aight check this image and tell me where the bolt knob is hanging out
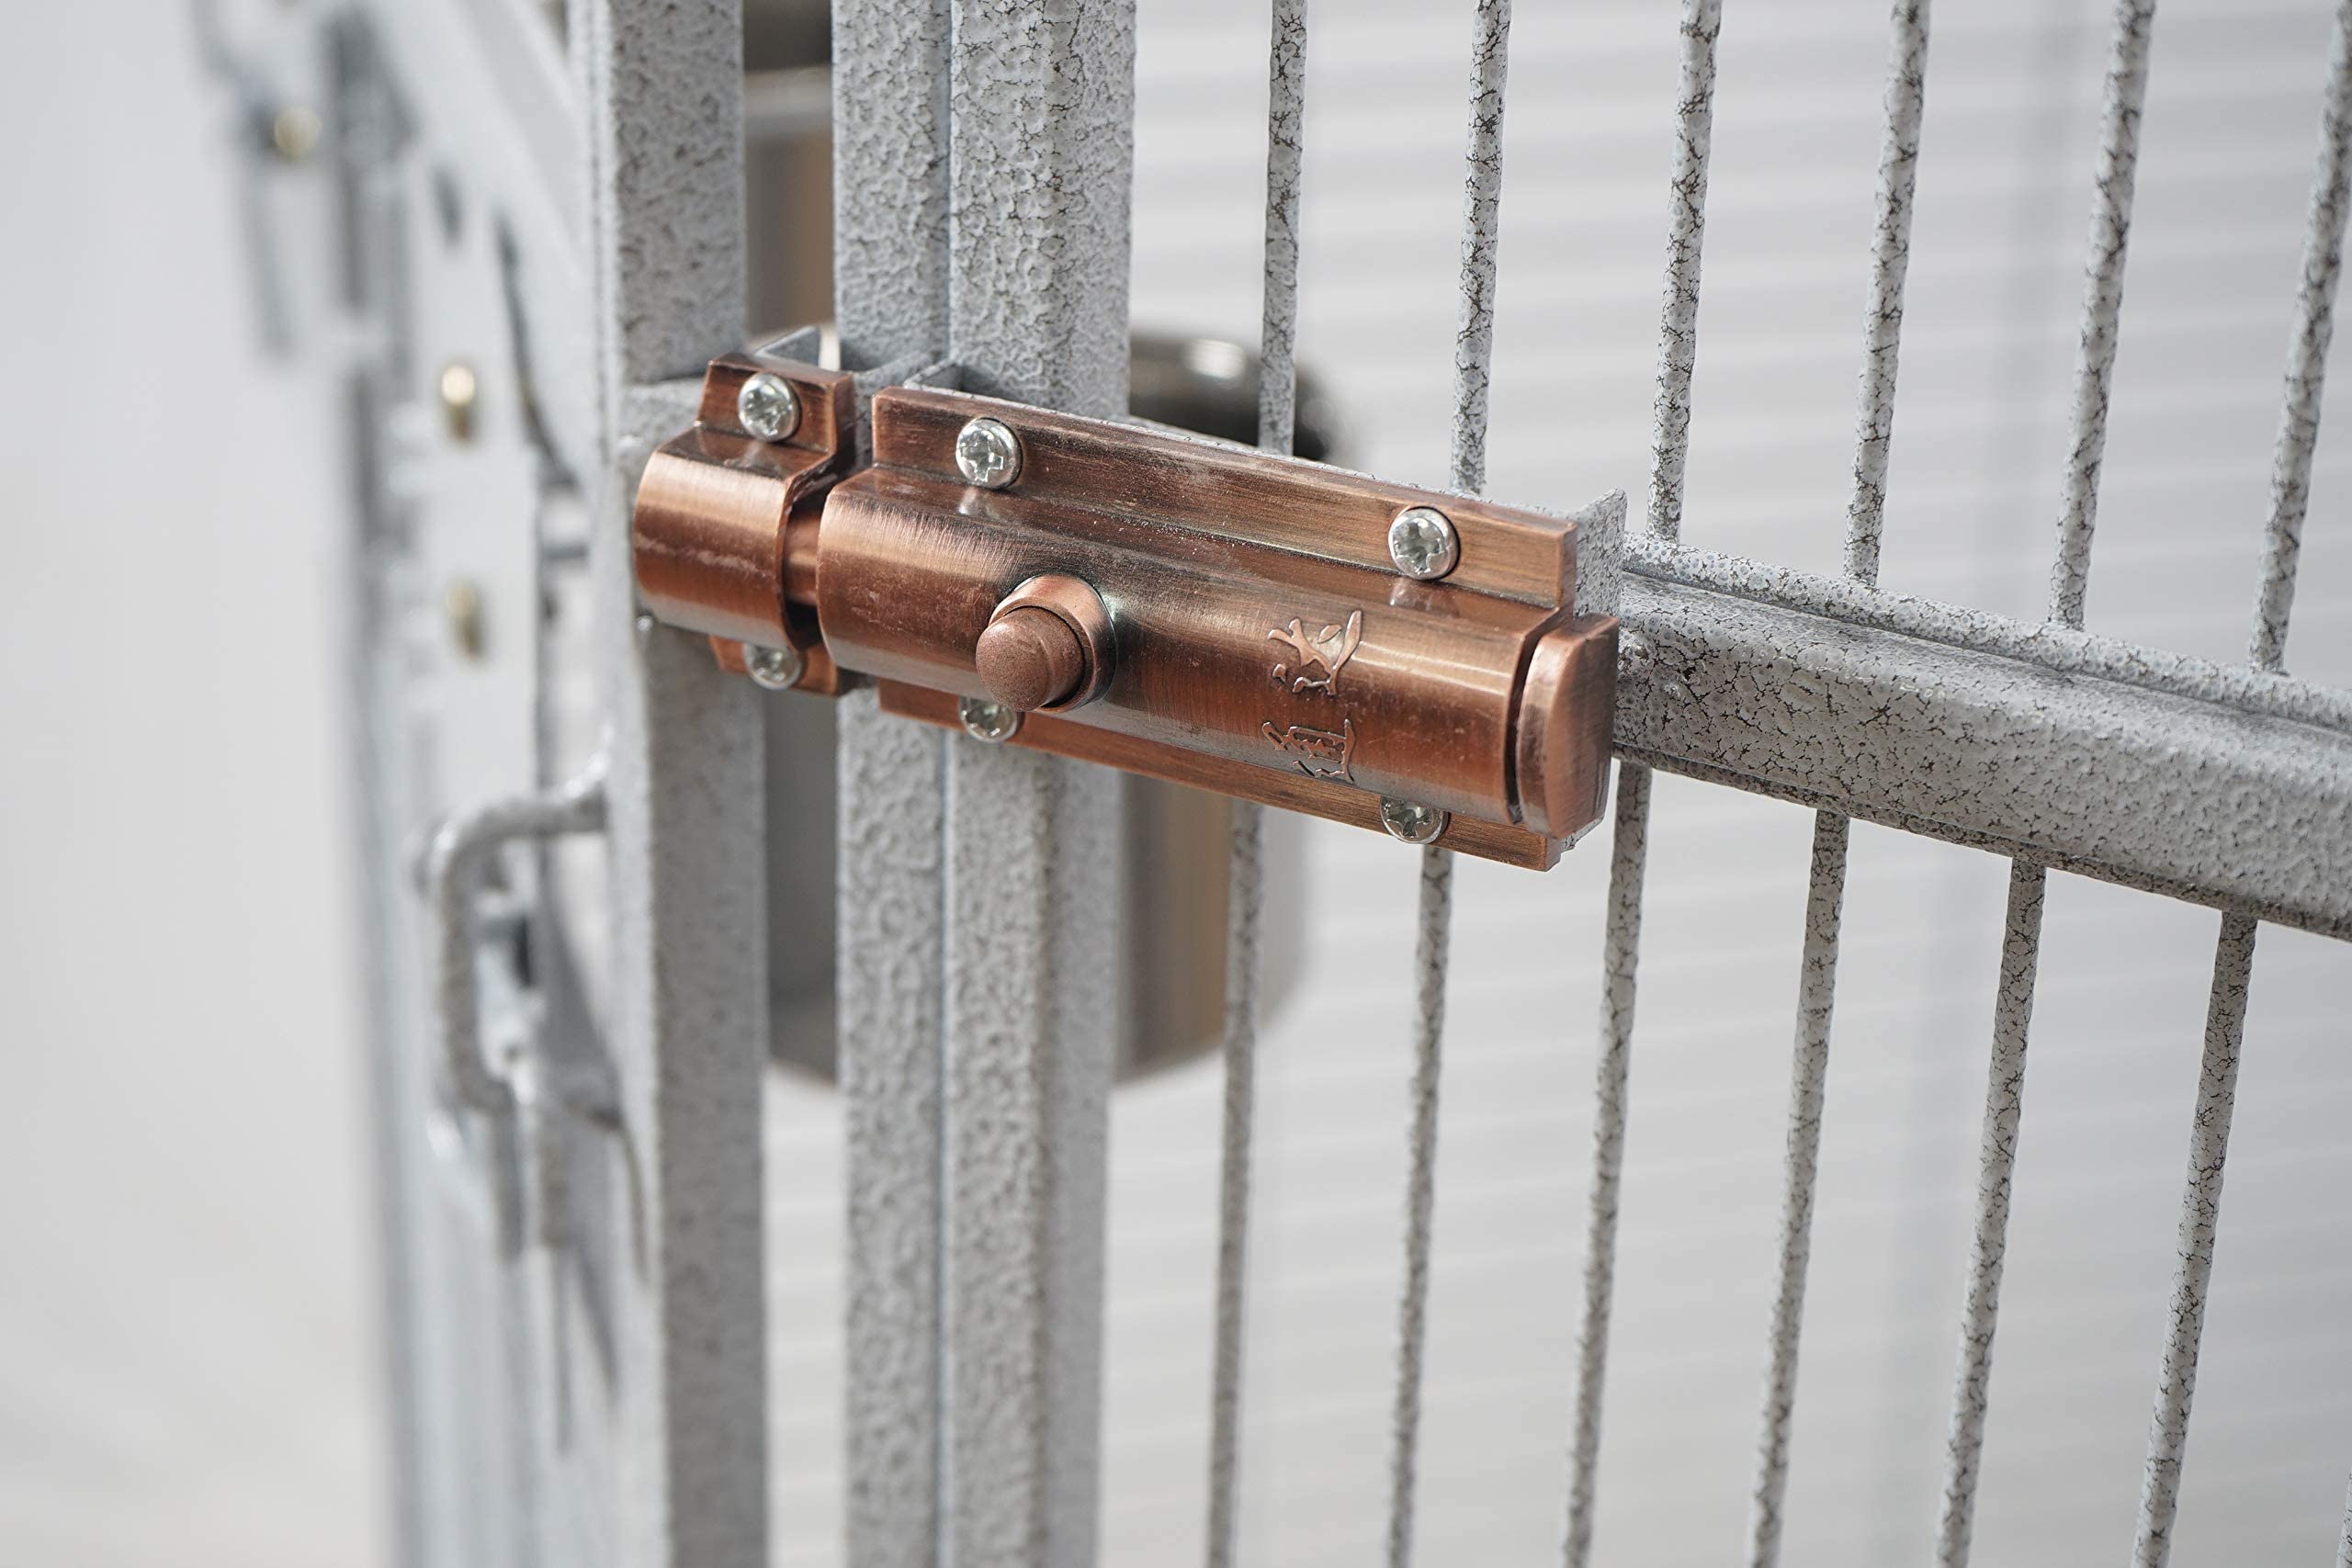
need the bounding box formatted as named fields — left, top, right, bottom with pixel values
left=976, top=606, right=1087, bottom=712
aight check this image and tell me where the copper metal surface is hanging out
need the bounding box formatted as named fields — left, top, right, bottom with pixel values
left=631, top=353, right=854, bottom=649
left=876, top=683, right=1561, bottom=869
left=710, top=630, right=847, bottom=696
left=871, top=388, right=1576, bottom=605
left=982, top=573, right=1114, bottom=711
left=628, top=363, right=1621, bottom=867
left=1513, top=615, right=1620, bottom=840
left=976, top=609, right=1085, bottom=711
left=819, top=472, right=1560, bottom=826
left=817, top=388, right=1620, bottom=858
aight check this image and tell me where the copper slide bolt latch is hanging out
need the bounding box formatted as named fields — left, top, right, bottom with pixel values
left=632, top=356, right=1620, bottom=869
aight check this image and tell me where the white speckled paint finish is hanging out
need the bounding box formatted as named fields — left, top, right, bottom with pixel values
left=831, top=4, right=1136, bottom=1567
left=588, top=0, right=768, bottom=1559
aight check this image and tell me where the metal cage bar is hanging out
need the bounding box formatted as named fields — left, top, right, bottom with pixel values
left=1611, top=544, right=2352, bottom=940
left=1646, top=0, right=1724, bottom=547
left=831, top=2, right=955, bottom=1562
left=2130, top=913, right=2258, bottom=1568
left=2049, top=0, right=2156, bottom=631
left=1745, top=810, right=1849, bottom=1568
left=1749, top=6, right=1933, bottom=1559
left=1931, top=861, right=2047, bottom=1568
left=934, top=6, right=1136, bottom=1565
left=1205, top=785, right=1263, bottom=1568
left=1843, top=0, right=1930, bottom=589
left=2253, top=0, right=2352, bottom=674
left=1204, top=4, right=1307, bottom=1559
left=1558, top=5, right=1724, bottom=1558
left=2122, top=11, right=2352, bottom=1556
left=833, top=4, right=1136, bottom=1565
left=1557, top=762, right=1654, bottom=1568
left=587, top=1, right=771, bottom=1561
left=1382, top=6, right=1512, bottom=1563
left=2114, top=17, right=2352, bottom=1551
left=1385, top=845, right=1456, bottom=1568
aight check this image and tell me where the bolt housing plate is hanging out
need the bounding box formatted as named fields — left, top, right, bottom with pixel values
left=831, top=388, right=1617, bottom=868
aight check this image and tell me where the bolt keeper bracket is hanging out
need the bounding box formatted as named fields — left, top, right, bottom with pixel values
left=632, top=351, right=1619, bottom=869
left=632, top=351, right=860, bottom=694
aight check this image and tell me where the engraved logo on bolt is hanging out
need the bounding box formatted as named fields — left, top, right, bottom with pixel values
left=1267, top=609, right=1363, bottom=695
left=1263, top=717, right=1356, bottom=782
left=955, top=417, right=1023, bottom=489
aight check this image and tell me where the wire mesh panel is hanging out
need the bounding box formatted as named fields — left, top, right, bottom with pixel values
left=1080, top=2, right=2352, bottom=1565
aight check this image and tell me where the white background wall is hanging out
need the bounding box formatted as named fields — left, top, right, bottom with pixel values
left=0, top=5, right=382, bottom=1565
left=6, top=3, right=2352, bottom=1567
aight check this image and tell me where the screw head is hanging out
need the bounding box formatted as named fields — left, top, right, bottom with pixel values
left=959, top=695, right=1022, bottom=742
left=736, top=372, right=800, bottom=443
left=444, top=578, right=487, bottom=660
left=955, top=417, right=1023, bottom=490
left=1387, top=505, right=1460, bottom=581
left=743, top=641, right=805, bottom=691
left=438, top=360, right=479, bottom=443
left=1379, top=797, right=1449, bottom=846
left=270, top=104, right=322, bottom=163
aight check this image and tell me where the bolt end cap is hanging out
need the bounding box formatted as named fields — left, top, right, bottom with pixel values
left=1512, top=615, right=1621, bottom=840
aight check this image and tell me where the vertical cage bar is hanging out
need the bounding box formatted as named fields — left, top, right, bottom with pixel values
left=1204, top=797, right=1262, bottom=1568
left=935, top=5, right=1136, bottom=1566
left=1930, top=861, right=2047, bottom=1568
left=2251, top=0, right=2352, bottom=673
left=833, top=0, right=954, bottom=370
left=1740, top=7, right=1940, bottom=1546
left=588, top=0, right=745, bottom=388
left=1254, top=0, right=1308, bottom=462
left=1647, top=0, right=1725, bottom=543
left=1385, top=8, right=1510, bottom=1562
left=1837, top=19, right=2056, bottom=1555
left=832, top=3, right=954, bottom=1563
left=1844, top=0, right=1931, bottom=588
left=1744, top=810, right=1850, bottom=1568
left=1385, top=845, right=1456, bottom=1568
left=2130, top=912, right=2257, bottom=1568
left=1446, top=0, right=1511, bottom=500
left=2049, top=0, right=2157, bottom=630
left=1558, top=762, right=1655, bottom=1568
left=836, top=696, right=949, bottom=1568
left=1205, top=6, right=1308, bottom=1562
left=944, top=0, right=1136, bottom=415
left=1559, top=4, right=1725, bottom=1549
left=582, top=1, right=769, bottom=1562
